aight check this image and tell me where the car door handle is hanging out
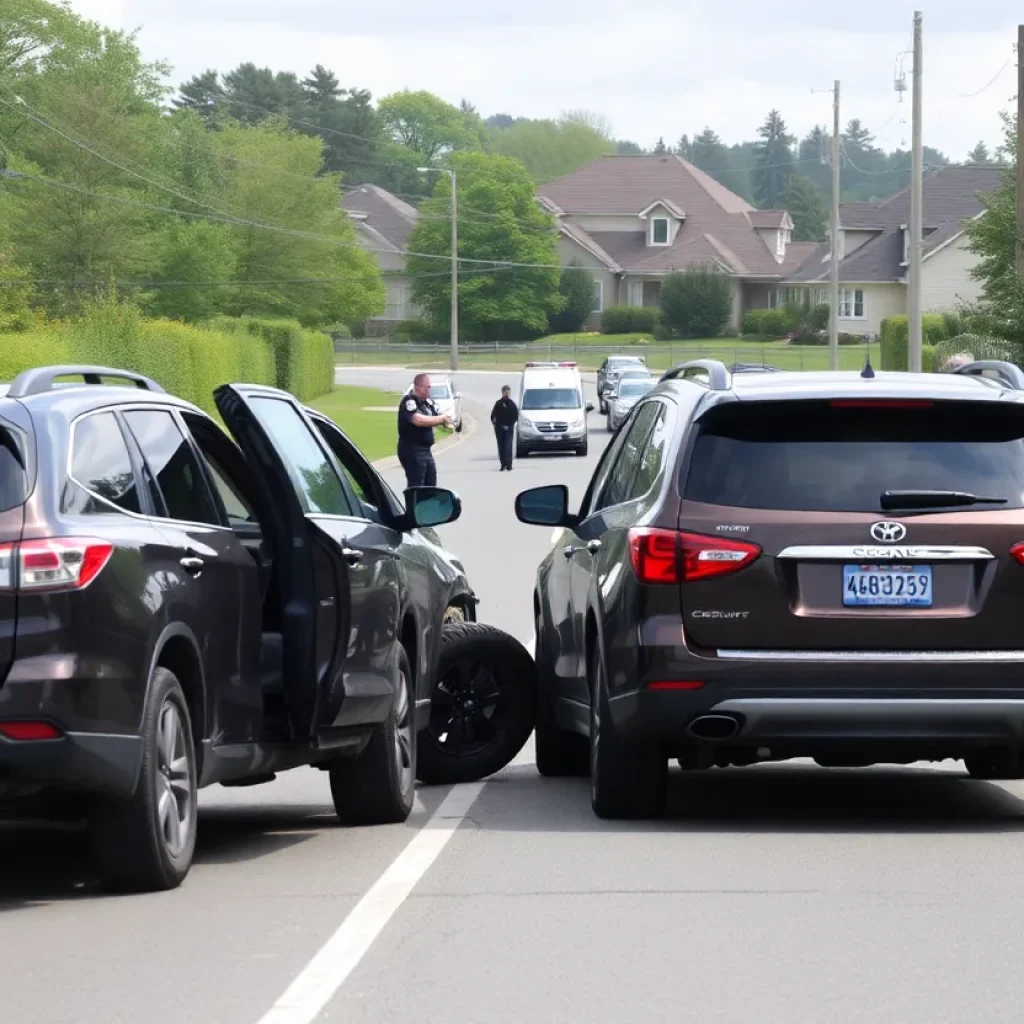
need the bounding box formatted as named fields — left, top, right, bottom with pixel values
left=342, top=544, right=363, bottom=565
left=586, top=540, right=602, bottom=554
left=562, top=545, right=578, bottom=559
left=179, top=556, right=204, bottom=575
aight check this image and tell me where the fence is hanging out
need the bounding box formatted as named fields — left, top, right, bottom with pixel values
left=333, top=337, right=879, bottom=373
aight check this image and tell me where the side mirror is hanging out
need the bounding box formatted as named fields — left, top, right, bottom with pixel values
left=585, top=402, right=594, bottom=413
left=403, top=486, right=461, bottom=529
left=515, top=484, right=577, bottom=528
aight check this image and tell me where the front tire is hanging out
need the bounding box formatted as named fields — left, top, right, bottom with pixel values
left=417, top=623, right=536, bottom=785
left=576, top=441, right=588, bottom=457
left=590, top=655, right=666, bottom=819
left=516, top=443, right=528, bottom=459
left=90, top=667, right=198, bottom=893
left=331, top=645, right=416, bottom=825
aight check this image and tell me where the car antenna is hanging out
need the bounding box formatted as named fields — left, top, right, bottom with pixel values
left=861, top=353, right=875, bottom=379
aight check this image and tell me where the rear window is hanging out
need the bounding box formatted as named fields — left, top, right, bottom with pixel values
left=683, top=400, right=1024, bottom=512
left=618, top=380, right=654, bottom=399
left=429, top=384, right=452, bottom=399
left=0, top=423, right=27, bottom=512
left=522, top=388, right=581, bottom=410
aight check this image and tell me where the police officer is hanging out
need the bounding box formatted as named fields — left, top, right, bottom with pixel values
left=397, top=372, right=452, bottom=488
left=490, top=384, right=519, bottom=470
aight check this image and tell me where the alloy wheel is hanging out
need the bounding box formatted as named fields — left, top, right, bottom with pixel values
left=393, top=669, right=414, bottom=796
left=156, top=701, right=193, bottom=859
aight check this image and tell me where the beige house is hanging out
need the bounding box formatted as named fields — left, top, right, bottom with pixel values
left=341, top=184, right=421, bottom=329
left=781, top=166, right=1003, bottom=336
left=535, top=155, right=818, bottom=330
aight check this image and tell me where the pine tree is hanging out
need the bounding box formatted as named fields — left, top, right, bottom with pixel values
left=752, top=110, right=795, bottom=208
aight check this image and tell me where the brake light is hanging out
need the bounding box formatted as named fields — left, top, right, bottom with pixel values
left=829, top=400, right=934, bottom=408
left=0, top=538, right=113, bottom=591
left=1011, top=543, right=1024, bottom=566
left=0, top=721, right=62, bottom=740
left=627, top=529, right=761, bottom=584
left=646, top=680, right=705, bottom=691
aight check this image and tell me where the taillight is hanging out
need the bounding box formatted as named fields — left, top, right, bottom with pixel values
left=0, top=538, right=113, bottom=591
left=0, top=721, right=63, bottom=740
left=646, top=680, right=705, bottom=691
left=1011, top=543, right=1024, bottom=566
left=627, top=529, right=761, bottom=584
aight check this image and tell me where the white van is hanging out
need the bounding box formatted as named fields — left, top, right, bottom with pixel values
left=516, top=361, right=593, bottom=458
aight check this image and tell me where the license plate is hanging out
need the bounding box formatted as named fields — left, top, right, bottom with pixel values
left=842, top=564, right=932, bottom=607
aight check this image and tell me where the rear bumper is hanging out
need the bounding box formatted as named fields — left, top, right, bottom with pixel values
left=0, top=731, right=142, bottom=798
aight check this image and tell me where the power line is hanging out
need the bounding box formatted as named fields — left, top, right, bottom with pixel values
left=955, top=45, right=1017, bottom=99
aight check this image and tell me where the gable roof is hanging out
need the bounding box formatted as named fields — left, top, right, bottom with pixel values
left=786, top=165, right=1003, bottom=284
left=539, top=155, right=805, bottom=278
left=340, top=184, right=418, bottom=250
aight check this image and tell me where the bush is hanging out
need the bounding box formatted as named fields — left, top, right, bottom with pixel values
left=0, top=331, right=70, bottom=382
left=600, top=305, right=658, bottom=335
left=807, top=303, right=830, bottom=331
left=941, top=311, right=962, bottom=339
left=743, top=308, right=796, bottom=338
left=548, top=265, right=596, bottom=335
left=660, top=267, right=733, bottom=339
left=879, top=314, right=950, bottom=370
left=789, top=329, right=863, bottom=346
left=324, top=322, right=352, bottom=340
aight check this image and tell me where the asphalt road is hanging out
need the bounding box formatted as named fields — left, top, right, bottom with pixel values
left=5, top=367, right=1024, bottom=1024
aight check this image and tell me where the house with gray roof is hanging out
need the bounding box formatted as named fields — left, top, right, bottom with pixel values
left=341, top=184, right=421, bottom=328
left=780, top=165, right=1003, bottom=336
left=536, top=154, right=819, bottom=330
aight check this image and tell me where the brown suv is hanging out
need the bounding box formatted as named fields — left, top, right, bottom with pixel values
left=516, top=358, right=1024, bottom=819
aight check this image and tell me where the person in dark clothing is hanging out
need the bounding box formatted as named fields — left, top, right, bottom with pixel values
left=490, top=385, right=519, bottom=471
left=397, top=373, right=452, bottom=488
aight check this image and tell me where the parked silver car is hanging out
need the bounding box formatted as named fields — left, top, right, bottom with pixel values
left=405, top=375, right=463, bottom=430
left=606, top=374, right=655, bottom=431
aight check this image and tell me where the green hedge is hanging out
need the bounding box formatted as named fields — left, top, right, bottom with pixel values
left=879, top=314, right=949, bottom=370
left=600, top=306, right=658, bottom=335
left=0, top=302, right=333, bottom=415
left=212, top=316, right=334, bottom=402
left=742, top=308, right=797, bottom=338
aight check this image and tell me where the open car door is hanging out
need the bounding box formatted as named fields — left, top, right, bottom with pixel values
left=214, top=383, right=356, bottom=740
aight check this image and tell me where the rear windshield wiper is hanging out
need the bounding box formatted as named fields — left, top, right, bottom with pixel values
left=880, top=489, right=1009, bottom=510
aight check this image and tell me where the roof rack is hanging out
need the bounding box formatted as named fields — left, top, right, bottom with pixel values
left=6, top=365, right=166, bottom=399
left=947, top=359, right=1024, bottom=390
left=728, top=362, right=783, bottom=374
left=659, top=359, right=731, bottom=390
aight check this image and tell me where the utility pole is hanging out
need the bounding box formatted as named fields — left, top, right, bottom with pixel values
left=417, top=166, right=459, bottom=370
left=1017, top=24, right=1023, bottom=278
left=829, top=80, right=841, bottom=371
left=907, top=10, right=924, bottom=372
left=449, top=169, right=459, bottom=372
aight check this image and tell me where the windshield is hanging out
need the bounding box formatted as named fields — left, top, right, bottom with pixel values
left=617, top=380, right=654, bottom=399
left=522, top=388, right=582, bottom=410
left=429, top=384, right=452, bottom=399
left=683, top=400, right=1024, bottom=512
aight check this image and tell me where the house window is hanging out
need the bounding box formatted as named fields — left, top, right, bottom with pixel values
left=769, top=289, right=784, bottom=309
left=592, top=279, right=603, bottom=313
left=776, top=230, right=786, bottom=257
left=651, top=218, right=669, bottom=245
left=627, top=280, right=643, bottom=306
left=837, top=288, right=865, bottom=319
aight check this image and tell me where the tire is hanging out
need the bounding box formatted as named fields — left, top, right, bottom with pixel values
left=589, top=654, right=666, bottom=819
left=516, top=443, right=528, bottom=459
left=331, top=645, right=416, bottom=825
left=534, top=615, right=589, bottom=777
left=964, top=749, right=1024, bottom=780
left=90, top=667, right=198, bottom=893
left=576, top=442, right=588, bottom=457
left=417, top=622, right=536, bottom=785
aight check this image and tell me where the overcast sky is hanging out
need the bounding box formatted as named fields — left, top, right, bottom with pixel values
left=70, top=0, right=1018, bottom=159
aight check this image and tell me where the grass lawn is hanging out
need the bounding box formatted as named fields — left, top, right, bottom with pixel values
left=336, top=337, right=879, bottom=373
left=536, top=332, right=654, bottom=345
left=308, top=384, right=458, bottom=463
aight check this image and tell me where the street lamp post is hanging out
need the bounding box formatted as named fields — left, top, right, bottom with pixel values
left=418, top=167, right=458, bottom=371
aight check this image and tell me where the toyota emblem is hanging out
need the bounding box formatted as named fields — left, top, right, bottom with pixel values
left=870, top=521, right=906, bottom=542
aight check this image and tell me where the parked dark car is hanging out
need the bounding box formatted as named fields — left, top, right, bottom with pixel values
left=0, top=365, right=478, bottom=891
left=516, top=358, right=1024, bottom=819
left=596, top=355, right=647, bottom=414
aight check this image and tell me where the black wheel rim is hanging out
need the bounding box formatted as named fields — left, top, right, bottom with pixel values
left=428, top=656, right=504, bottom=758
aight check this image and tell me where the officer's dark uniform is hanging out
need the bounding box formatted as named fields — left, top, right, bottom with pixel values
left=397, top=393, right=438, bottom=488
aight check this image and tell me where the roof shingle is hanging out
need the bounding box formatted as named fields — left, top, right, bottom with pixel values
left=341, top=184, right=418, bottom=250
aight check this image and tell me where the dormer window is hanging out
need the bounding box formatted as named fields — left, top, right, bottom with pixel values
left=651, top=218, right=669, bottom=245
left=776, top=230, right=786, bottom=257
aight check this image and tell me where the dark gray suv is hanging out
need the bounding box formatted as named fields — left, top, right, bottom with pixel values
left=517, top=358, right=1024, bottom=819
left=0, top=365, right=476, bottom=890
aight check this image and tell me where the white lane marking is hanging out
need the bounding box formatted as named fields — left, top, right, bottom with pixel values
left=256, top=783, right=485, bottom=1024
left=549, top=527, right=561, bottom=544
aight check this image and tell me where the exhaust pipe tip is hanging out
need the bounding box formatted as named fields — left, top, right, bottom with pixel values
left=687, top=714, right=741, bottom=742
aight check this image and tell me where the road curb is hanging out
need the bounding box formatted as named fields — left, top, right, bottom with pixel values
left=371, top=410, right=477, bottom=471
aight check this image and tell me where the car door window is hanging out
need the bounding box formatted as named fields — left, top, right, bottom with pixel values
left=247, top=397, right=355, bottom=517
left=630, top=402, right=670, bottom=502
left=66, top=412, right=142, bottom=514
left=123, top=410, right=221, bottom=526
left=309, top=417, right=393, bottom=522
left=593, top=403, right=659, bottom=512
